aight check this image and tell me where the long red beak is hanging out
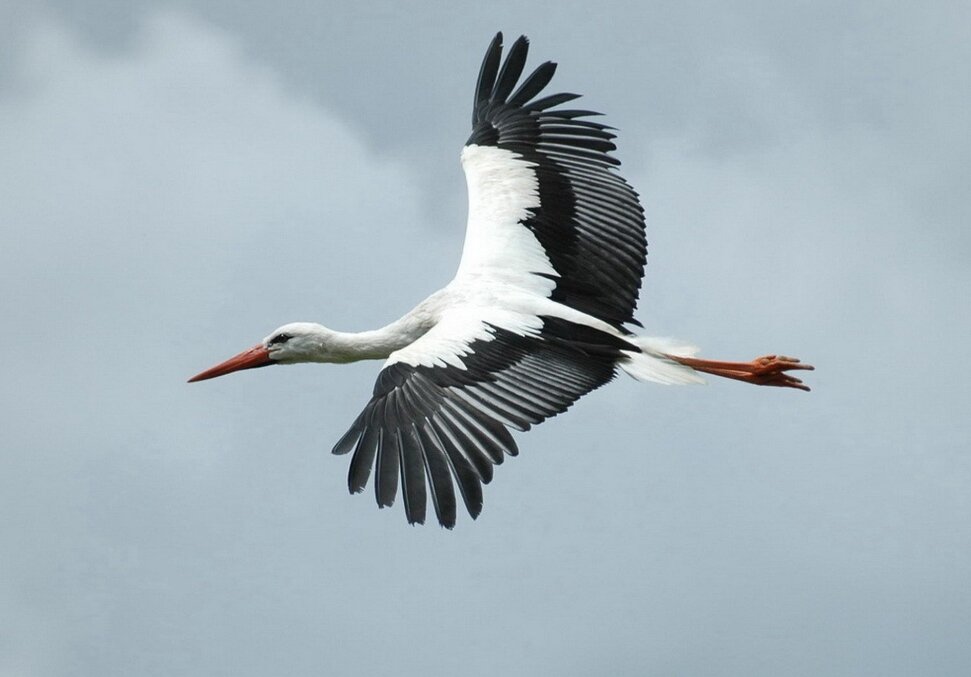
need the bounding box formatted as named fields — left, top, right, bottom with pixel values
left=188, top=345, right=273, bottom=383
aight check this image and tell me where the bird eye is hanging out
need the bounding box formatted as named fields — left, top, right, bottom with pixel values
left=269, top=333, right=292, bottom=345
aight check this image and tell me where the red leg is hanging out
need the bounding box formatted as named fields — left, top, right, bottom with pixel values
left=667, top=354, right=814, bottom=392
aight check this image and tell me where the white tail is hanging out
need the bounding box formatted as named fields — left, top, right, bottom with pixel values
left=619, top=336, right=707, bottom=385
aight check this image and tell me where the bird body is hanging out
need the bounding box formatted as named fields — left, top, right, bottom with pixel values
left=190, top=33, right=812, bottom=528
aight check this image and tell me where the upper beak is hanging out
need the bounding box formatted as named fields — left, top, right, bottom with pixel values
left=188, top=344, right=273, bottom=383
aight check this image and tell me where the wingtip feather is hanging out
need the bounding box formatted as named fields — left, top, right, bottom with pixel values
left=491, top=34, right=530, bottom=103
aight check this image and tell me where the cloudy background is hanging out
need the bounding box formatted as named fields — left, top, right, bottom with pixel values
left=2, top=1, right=969, bottom=675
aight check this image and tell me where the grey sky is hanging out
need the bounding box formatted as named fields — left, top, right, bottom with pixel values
left=1, top=1, right=969, bottom=676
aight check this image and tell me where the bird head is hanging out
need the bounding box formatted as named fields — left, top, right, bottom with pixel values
left=187, top=322, right=328, bottom=382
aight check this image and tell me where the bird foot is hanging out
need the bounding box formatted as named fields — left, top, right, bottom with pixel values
left=742, top=355, right=815, bottom=391
left=667, top=353, right=815, bottom=392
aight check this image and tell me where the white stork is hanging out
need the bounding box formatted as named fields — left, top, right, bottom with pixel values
left=189, top=33, right=813, bottom=528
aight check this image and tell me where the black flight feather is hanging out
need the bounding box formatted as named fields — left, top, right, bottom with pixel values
left=491, top=35, right=530, bottom=103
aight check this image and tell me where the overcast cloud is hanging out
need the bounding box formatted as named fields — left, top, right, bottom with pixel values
left=1, top=2, right=969, bottom=676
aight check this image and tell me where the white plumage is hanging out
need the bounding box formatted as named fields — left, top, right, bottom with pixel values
left=458, top=144, right=553, bottom=286
left=190, top=32, right=812, bottom=527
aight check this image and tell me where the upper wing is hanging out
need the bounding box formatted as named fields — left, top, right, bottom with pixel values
left=331, top=310, right=629, bottom=528
left=457, top=32, right=647, bottom=331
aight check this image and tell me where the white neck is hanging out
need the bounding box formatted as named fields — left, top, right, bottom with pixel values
left=274, top=292, right=445, bottom=365
left=280, top=301, right=439, bottom=364
left=324, top=324, right=420, bottom=363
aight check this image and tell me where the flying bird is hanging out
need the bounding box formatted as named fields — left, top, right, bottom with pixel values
left=189, top=33, right=813, bottom=528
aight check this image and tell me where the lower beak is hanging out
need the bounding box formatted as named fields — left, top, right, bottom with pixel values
left=188, top=345, right=273, bottom=382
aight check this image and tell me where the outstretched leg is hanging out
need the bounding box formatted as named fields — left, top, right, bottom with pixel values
left=665, top=354, right=814, bottom=392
